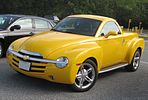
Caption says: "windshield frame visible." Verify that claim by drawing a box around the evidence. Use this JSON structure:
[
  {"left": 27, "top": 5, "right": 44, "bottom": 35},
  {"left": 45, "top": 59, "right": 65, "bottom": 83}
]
[{"left": 52, "top": 17, "right": 102, "bottom": 36}]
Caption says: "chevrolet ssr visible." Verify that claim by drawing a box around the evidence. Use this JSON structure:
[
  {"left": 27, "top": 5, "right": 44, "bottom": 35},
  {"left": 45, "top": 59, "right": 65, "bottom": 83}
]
[{"left": 7, "top": 15, "right": 144, "bottom": 92}]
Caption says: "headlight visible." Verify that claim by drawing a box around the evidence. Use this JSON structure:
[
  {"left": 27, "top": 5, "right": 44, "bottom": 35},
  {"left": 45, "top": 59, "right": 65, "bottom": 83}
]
[
  {"left": 8, "top": 45, "right": 13, "bottom": 51},
  {"left": 56, "top": 57, "right": 68, "bottom": 68},
  {"left": 7, "top": 45, "right": 13, "bottom": 55}
]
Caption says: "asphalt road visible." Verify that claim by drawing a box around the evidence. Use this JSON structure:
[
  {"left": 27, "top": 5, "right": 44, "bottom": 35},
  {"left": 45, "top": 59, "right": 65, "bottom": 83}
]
[{"left": 0, "top": 42, "right": 148, "bottom": 100}]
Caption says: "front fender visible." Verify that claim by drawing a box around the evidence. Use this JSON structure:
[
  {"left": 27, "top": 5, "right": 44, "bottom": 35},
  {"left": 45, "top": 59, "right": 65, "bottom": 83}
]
[
  {"left": 74, "top": 46, "right": 103, "bottom": 71},
  {"left": 69, "top": 46, "right": 103, "bottom": 84},
  {"left": 126, "top": 38, "right": 144, "bottom": 64},
  {"left": 0, "top": 34, "right": 4, "bottom": 39},
  {"left": 48, "top": 42, "right": 102, "bottom": 84}
]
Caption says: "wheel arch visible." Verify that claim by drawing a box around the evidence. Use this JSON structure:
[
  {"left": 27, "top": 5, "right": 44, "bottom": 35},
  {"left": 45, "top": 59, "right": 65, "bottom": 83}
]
[
  {"left": 85, "top": 57, "right": 98, "bottom": 67},
  {"left": 74, "top": 46, "right": 103, "bottom": 72},
  {"left": 0, "top": 38, "right": 4, "bottom": 42},
  {"left": 137, "top": 47, "right": 142, "bottom": 55},
  {"left": 127, "top": 38, "right": 144, "bottom": 64},
  {"left": 0, "top": 38, "right": 5, "bottom": 47}
]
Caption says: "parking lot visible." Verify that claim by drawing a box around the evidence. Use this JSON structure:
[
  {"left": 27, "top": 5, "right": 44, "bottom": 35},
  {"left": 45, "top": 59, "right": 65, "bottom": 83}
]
[{"left": 0, "top": 40, "right": 148, "bottom": 100}]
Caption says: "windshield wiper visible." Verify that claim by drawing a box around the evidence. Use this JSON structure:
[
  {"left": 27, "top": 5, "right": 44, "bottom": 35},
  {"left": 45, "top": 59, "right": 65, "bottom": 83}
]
[{"left": 51, "top": 28, "right": 76, "bottom": 34}]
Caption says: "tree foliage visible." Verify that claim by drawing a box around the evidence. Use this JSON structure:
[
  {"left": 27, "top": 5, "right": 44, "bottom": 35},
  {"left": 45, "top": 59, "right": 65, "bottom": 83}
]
[{"left": 0, "top": 0, "right": 147, "bottom": 28}]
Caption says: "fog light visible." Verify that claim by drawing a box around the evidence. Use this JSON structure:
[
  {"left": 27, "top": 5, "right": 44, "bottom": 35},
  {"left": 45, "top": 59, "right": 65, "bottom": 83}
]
[{"left": 49, "top": 75, "right": 55, "bottom": 80}]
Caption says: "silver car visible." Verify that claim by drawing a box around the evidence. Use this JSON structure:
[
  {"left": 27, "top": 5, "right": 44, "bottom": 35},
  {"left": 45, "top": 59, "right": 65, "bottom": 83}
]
[{"left": 0, "top": 14, "right": 56, "bottom": 57}]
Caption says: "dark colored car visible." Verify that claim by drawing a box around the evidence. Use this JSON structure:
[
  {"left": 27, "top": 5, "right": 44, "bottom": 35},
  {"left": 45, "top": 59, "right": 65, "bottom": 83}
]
[{"left": 0, "top": 14, "right": 56, "bottom": 57}]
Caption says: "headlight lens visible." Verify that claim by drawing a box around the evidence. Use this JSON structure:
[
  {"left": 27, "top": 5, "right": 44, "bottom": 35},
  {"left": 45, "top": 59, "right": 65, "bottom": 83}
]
[
  {"left": 8, "top": 45, "right": 13, "bottom": 51},
  {"left": 7, "top": 45, "right": 13, "bottom": 55},
  {"left": 56, "top": 57, "right": 68, "bottom": 68}
]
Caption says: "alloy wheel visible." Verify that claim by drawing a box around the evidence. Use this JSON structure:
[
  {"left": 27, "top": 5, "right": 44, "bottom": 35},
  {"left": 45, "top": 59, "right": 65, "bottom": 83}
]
[
  {"left": 132, "top": 51, "right": 141, "bottom": 70},
  {"left": 75, "top": 63, "right": 95, "bottom": 89}
]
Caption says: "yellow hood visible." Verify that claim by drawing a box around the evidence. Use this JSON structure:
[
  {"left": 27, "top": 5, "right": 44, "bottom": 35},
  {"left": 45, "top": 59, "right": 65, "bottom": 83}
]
[{"left": 20, "top": 31, "right": 94, "bottom": 57}]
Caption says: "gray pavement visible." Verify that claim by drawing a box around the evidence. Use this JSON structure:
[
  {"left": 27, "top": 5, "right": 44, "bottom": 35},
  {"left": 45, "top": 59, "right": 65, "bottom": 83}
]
[{"left": 0, "top": 41, "right": 148, "bottom": 100}]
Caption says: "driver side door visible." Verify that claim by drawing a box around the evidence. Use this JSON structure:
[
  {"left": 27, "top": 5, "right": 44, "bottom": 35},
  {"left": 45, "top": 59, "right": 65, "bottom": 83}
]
[{"left": 98, "top": 21, "right": 124, "bottom": 68}]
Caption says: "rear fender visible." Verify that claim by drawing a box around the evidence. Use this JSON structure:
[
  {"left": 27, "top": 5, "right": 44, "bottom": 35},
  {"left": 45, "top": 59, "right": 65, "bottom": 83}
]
[{"left": 126, "top": 38, "right": 144, "bottom": 64}]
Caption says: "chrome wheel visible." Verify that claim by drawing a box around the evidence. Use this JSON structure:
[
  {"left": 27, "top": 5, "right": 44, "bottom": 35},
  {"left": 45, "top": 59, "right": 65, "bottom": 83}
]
[
  {"left": 75, "top": 63, "right": 95, "bottom": 89},
  {"left": 125, "top": 49, "right": 141, "bottom": 72},
  {"left": 132, "top": 51, "right": 141, "bottom": 70}
]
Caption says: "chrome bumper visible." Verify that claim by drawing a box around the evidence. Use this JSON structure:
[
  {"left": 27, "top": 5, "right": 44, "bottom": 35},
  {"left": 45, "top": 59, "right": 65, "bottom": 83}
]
[{"left": 8, "top": 50, "right": 66, "bottom": 65}]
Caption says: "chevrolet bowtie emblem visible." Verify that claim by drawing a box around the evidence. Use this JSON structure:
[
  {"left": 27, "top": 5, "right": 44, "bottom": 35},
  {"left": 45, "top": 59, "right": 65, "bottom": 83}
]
[{"left": 23, "top": 55, "right": 30, "bottom": 60}]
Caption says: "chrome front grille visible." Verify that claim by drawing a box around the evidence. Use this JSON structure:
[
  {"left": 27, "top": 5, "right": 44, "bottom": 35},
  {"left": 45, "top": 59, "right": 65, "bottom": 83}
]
[
  {"left": 19, "top": 49, "right": 43, "bottom": 59},
  {"left": 12, "top": 50, "right": 47, "bottom": 73},
  {"left": 17, "top": 50, "right": 43, "bottom": 63}
]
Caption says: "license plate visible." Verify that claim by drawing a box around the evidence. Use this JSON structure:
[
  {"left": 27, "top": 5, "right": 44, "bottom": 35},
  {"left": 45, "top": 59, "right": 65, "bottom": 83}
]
[{"left": 19, "top": 60, "right": 31, "bottom": 71}]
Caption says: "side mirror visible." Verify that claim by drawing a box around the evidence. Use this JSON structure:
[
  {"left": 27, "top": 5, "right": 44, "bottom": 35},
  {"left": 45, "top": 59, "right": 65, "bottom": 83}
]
[
  {"left": 10, "top": 25, "right": 21, "bottom": 31},
  {"left": 104, "top": 31, "right": 117, "bottom": 38},
  {"left": 53, "top": 16, "right": 60, "bottom": 22}
]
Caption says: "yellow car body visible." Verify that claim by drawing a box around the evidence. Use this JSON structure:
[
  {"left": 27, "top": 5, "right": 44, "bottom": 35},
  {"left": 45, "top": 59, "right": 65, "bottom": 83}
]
[{"left": 7, "top": 15, "right": 144, "bottom": 87}]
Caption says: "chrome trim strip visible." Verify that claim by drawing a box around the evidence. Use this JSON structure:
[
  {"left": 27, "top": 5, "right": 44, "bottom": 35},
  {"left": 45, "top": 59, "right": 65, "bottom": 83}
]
[
  {"left": 9, "top": 50, "right": 66, "bottom": 64},
  {"left": 99, "top": 63, "right": 128, "bottom": 74},
  {"left": 20, "top": 49, "right": 42, "bottom": 56}
]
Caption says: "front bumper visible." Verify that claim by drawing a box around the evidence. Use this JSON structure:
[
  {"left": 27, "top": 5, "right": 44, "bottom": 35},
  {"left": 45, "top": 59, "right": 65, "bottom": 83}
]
[
  {"left": 7, "top": 49, "right": 77, "bottom": 84},
  {"left": 9, "top": 49, "right": 67, "bottom": 65}
]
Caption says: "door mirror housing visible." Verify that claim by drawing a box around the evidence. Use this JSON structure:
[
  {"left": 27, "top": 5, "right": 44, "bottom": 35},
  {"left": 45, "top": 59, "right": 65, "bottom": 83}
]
[
  {"left": 105, "top": 31, "right": 117, "bottom": 38},
  {"left": 10, "top": 25, "right": 21, "bottom": 31},
  {"left": 53, "top": 16, "right": 60, "bottom": 22}
]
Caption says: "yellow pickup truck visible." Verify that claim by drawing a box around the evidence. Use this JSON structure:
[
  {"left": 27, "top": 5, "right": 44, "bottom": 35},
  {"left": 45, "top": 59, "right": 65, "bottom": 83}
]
[{"left": 7, "top": 15, "right": 144, "bottom": 92}]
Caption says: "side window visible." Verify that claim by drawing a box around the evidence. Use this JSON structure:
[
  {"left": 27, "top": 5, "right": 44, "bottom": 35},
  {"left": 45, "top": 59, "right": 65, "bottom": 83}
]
[
  {"left": 14, "top": 19, "right": 32, "bottom": 29},
  {"left": 34, "top": 19, "right": 52, "bottom": 29},
  {"left": 100, "top": 22, "right": 120, "bottom": 36}
]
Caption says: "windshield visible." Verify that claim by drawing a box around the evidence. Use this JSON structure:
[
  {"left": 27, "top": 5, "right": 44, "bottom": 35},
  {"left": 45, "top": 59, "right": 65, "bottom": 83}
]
[
  {"left": 53, "top": 17, "right": 101, "bottom": 36},
  {"left": 0, "top": 16, "right": 18, "bottom": 30}
]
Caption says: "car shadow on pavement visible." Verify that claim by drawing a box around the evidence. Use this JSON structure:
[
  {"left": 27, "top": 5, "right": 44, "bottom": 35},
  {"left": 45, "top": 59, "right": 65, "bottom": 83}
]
[
  {"left": 7, "top": 72, "right": 72, "bottom": 92},
  {"left": 4, "top": 67, "right": 127, "bottom": 93}
]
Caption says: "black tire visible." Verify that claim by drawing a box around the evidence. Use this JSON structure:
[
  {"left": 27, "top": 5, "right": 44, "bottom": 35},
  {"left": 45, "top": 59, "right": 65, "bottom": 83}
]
[
  {"left": 125, "top": 49, "right": 141, "bottom": 72},
  {"left": 0, "top": 42, "right": 4, "bottom": 58},
  {"left": 71, "top": 59, "right": 98, "bottom": 92}
]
